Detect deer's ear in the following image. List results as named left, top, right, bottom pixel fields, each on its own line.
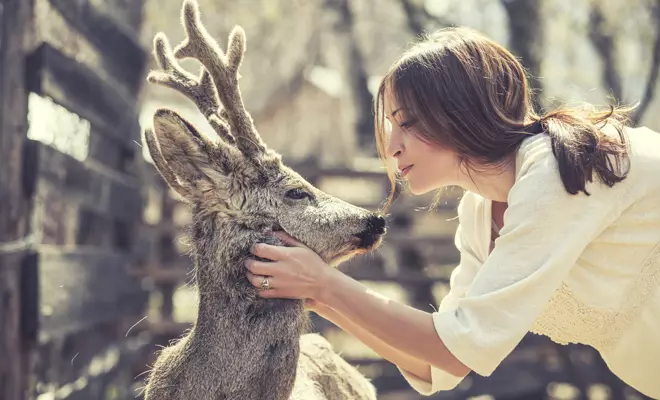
left=148, top=108, right=218, bottom=199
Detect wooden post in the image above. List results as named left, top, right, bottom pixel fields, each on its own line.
left=0, top=0, right=35, bottom=398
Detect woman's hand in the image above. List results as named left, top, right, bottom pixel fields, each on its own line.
left=245, top=231, right=336, bottom=301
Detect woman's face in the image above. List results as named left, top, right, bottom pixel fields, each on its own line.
left=384, top=91, right=462, bottom=195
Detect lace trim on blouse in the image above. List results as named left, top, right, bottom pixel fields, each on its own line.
left=530, top=241, right=660, bottom=350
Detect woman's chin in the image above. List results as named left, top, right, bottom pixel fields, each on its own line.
left=406, top=181, right=436, bottom=196
left=406, top=178, right=451, bottom=195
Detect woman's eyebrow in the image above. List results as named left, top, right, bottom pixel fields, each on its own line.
left=391, top=108, right=402, bottom=117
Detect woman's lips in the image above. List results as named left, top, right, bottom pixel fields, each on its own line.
left=400, top=165, right=413, bottom=178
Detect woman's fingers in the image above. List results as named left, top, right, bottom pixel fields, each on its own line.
left=245, top=259, right=278, bottom=276
left=246, top=270, right=270, bottom=289
left=251, top=242, right=288, bottom=261
left=258, top=288, right=284, bottom=298
left=272, top=231, right=308, bottom=249
left=245, top=271, right=290, bottom=299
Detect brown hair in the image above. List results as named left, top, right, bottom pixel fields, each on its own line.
left=375, top=27, right=632, bottom=211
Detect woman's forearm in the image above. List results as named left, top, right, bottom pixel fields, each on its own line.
left=314, top=305, right=432, bottom=382
left=318, top=269, right=470, bottom=378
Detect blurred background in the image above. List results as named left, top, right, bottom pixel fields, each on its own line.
left=1, top=0, right=658, bottom=399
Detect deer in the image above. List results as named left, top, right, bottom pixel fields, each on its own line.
left=141, top=1, right=386, bottom=399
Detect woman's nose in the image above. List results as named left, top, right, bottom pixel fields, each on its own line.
left=387, top=131, right=403, bottom=158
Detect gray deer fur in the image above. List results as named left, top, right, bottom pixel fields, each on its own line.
left=142, top=1, right=386, bottom=399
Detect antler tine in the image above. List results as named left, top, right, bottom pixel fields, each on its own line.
left=174, top=0, right=267, bottom=156
left=144, top=128, right=192, bottom=200
left=225, top=27, right=245, bottom=76
left=148, top=33, right=236, bottom=145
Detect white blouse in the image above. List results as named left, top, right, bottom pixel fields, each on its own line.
left=399, top=127, right=660, bottom=398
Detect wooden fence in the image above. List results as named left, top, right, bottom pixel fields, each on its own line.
left=0, top=0, right=160, bottom=398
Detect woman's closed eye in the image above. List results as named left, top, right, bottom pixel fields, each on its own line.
left=400, top=119, right=418, bottom=129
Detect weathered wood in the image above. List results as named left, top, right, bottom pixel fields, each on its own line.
left=0, top=0, right=35, bottom=398
left=26, top=42, right=141, bottom=155
left=354, top=358, right=548, bottom=400
left=87, top=128, right=134, bottom=172
left=0, top=0, right=154, bottom=397
left=38, top=247, right=148, bottom=341
left=20, top=251, right=40, bottom=347
left=31, top=140, right=143, bottom=224
left=47, top=0, right=147, bottom=94
left=34, top=332, right=152, bottom=399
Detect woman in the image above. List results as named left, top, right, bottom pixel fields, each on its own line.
left=245, top=27, right=660, bottom=398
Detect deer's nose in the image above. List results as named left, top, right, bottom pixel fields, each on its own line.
left=367, top=215, right=387, bottom=235
left=354, top=215, right=387, bottom=249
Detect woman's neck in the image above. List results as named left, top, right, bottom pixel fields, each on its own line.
left=460, top=157, right=517, bottom=202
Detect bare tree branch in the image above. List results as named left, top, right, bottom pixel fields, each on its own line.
left=500, top=0, right=545, bottom=112
left=399, top=0, right=427, bottom=37
left=588, top=3, right=624, bottom=102
left=398, top=0, right=453, bottom=37
left=632, top=0, right=660, bottom=125
left=323, top=0, right=375, bottom=152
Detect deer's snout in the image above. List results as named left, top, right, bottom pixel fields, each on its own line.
left=354, top=215, right=387, bottom=249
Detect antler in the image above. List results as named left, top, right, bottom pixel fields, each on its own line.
left=148, top=33, right=235, bottom=145
left=172, top=0, right=267, bottom=156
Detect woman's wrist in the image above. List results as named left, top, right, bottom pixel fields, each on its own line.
left=315, top=266, right=343, bottom=307
left=308, top=301, right=333, bottom=318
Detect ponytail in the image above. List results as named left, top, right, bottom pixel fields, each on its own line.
left=535, top=106, right=632, bottom=196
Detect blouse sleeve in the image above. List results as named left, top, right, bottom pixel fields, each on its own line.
left=398, top=196, right=485, bottom=394
left=431, top=139, right=627, bottom=378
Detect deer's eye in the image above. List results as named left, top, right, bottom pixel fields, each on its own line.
left=285, top=188, right=311, bottom=200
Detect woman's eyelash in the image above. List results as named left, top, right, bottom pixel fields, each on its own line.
left=400, top=120, right=416, bottom=129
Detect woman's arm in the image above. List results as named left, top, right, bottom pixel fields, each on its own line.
left=317, top=271, right=471, bottom=378
left=249, top=241, right=471, bottom=378
left=309, top=301, right=432, bottom=382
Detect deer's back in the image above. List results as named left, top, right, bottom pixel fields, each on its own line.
left=291, top=333, right=377, bottom=400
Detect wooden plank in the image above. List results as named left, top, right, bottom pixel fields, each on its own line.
left=38, top=247, right=148, bottom=341
left=26, top=42, right=141, bottom=153
left=47, top=0, right=147, bottom=94
left=34, top=319, right=137, bottom=389
left=353, top=358, right=548, bottom=399
left=0, top=0, right=35, bottom=398
left=339, top=235, right=459, bottom=278
left=35, top=333, right=152, bottom=400
left=31, top=140, right=143, bottom=223
left=87, top=128, right=133, bottom=172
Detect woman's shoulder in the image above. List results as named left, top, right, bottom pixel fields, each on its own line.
left=456, top=190, right=486, bottom=221
left=514, top=134, right=555, bottom=178
left=625, top=125, right=660, bottom=166
left=517, top=123, right=660, bottom=164
left=456, top=190, right=488, bottom=241
left=511, top=125, right=659, bottom=221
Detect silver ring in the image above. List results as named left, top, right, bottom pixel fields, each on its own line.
left=260, top=276, right=270, bottom=290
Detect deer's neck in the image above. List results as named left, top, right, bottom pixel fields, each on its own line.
left=185, top=214, right=308, bottom=396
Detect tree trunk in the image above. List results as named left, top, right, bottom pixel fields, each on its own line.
left=501, top=0, right=545, bottom=112
left=323, top=0, right=375, bottom=153
left=632, top=0, right=660, bottom=125
left=588, top=3, right=624, bottom=102
left=398, top=0, right=453, bottom=37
